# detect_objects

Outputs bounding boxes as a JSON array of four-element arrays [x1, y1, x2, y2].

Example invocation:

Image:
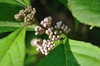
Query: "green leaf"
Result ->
[[0, 21, 37, 33], [0, 26, 26, 66], [0, 0, 27, 6], [37, 38, 100, 66], [68, 0, 100, 27], [69, 39, 100, 66]]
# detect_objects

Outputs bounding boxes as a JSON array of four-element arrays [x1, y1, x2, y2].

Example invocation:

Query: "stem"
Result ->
[[25, 18, 47, 30]]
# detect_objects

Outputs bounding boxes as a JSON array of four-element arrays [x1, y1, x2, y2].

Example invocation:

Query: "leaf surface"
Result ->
[[37, 38, 100, 66], [0, 0, 27, 6], [0, 21, 37, 33], [0, 26, 26, 66], [68, 0, 100, 27]]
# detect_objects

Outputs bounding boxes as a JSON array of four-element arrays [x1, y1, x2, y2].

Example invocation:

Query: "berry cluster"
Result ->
[[34, 16, 52, 35], [40, 16, 52, 28], [55, 21, 71, 34], [31, 39, 55, 55], [35, 26, 45, 35], [46, 27, 60, 41], [14, 6, 36, 23], [32, 17, 70, 55]]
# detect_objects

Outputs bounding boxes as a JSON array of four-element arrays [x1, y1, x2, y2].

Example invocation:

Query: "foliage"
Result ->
[[68, 0, 100, 27], [0, 0, 100, 66], [0, 27, 26, 66]]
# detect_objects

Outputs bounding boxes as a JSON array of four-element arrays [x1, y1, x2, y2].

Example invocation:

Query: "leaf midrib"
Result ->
[[63, 42, 68, 66], [15, 0, 26, 6], [49, 45, 80, 66]]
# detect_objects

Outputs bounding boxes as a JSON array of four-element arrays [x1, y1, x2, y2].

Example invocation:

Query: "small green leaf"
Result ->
[[89, 26, 94, 30], [0, 26, 26, 66], [74, 18, 79, 31], [37, 38, 100, 66], [0, 0, 27, 6], [68, 0, 100, 27]]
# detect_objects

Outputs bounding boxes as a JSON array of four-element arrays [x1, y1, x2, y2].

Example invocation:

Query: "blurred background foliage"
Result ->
[[0, 0, 100, 66]]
